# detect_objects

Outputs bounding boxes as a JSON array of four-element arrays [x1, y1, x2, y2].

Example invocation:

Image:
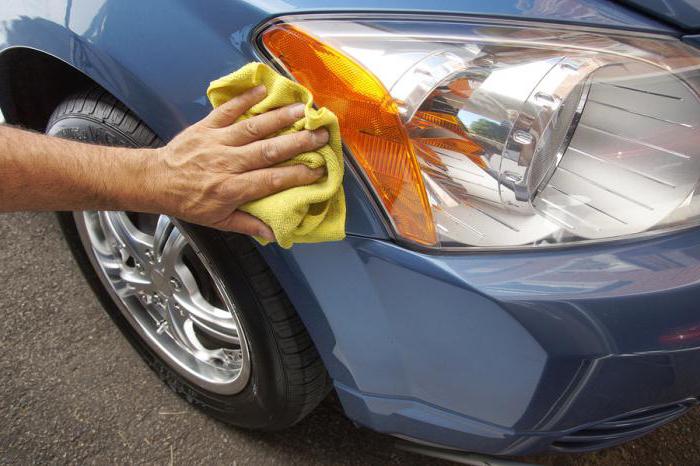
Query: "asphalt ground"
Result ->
[[0, 211, 699, 465]]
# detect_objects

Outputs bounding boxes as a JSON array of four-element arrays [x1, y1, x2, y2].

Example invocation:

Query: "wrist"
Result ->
[[109, 146, 166, 214]]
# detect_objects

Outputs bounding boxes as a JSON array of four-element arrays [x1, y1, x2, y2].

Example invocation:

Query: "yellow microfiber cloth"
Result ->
[[207, 63, 345, 249]]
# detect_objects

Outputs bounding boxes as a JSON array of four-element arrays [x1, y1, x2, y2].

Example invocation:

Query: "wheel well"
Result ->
[[0, 48, 93, 131]]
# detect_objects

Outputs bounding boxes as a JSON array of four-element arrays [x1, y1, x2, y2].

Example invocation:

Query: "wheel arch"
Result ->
[[0, 48, 93, 131], [0, 44, 182, 142]]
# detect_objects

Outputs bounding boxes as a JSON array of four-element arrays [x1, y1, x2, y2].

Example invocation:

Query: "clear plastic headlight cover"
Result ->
[[258, 16, 700, 249]]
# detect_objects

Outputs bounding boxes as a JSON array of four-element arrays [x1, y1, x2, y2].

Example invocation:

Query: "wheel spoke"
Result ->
[[98, 211, 153, 268], [174, 291, 240, 345], [162, 300, 198, 351], [120, 269, 152, 296], [153, 215, 174, 259], [160, 228, 188, 277], [99, 255, 152, 299], [170, 261, 240, 344], [100, 256, 124, 280], [201, 347, 243, 370]]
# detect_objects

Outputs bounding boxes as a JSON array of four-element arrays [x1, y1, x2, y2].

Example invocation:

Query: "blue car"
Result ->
[[2, 0, 700, 460]]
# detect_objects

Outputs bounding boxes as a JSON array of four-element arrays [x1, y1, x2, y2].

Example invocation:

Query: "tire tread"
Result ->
[[47, 86, 164, 148], [223, 234, 331, 424]]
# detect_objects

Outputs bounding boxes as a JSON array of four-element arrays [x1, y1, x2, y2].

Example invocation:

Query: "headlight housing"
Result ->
[[257, 16, 700, 249]]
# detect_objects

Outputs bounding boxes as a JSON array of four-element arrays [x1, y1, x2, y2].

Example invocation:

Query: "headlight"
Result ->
[[257, 16, 700, 249]]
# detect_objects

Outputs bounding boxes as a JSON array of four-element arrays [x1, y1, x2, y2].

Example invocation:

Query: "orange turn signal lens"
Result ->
[[261, 23, 437, 246]]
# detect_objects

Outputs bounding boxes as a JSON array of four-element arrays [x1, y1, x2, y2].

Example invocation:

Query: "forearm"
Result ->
[[0, 125, 157, 213], [0, 86, 327, 238]]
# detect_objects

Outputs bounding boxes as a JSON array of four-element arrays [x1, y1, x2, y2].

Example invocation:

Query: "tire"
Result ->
[[47, 86, 331, 430]]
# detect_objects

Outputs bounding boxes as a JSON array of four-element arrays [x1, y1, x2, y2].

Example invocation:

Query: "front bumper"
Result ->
[[258, 221, 700, 455]]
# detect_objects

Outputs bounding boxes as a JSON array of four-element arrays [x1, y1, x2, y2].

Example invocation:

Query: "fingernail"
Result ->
[[312, 128, 329, 144], [312, 167, 326, 178], [289, 103, 305, 118], [252, 85, 266, 96], [259, 228, 275, 242]]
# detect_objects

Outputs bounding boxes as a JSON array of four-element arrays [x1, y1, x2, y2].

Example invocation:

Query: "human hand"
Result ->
[[147, 85, 328, 241]]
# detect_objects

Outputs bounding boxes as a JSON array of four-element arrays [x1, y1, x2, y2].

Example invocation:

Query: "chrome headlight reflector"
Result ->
[[259, 16, 700, 249]]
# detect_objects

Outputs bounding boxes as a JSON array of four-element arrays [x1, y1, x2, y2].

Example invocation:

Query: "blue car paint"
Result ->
[[263, 229, 700, 453], [686, 34, 700, 48], [1, 0, 698, 455], [618, 0, 700, 32]]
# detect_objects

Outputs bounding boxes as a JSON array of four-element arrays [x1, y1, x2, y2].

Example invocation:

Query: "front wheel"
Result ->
[[49, 87, 331, 429]]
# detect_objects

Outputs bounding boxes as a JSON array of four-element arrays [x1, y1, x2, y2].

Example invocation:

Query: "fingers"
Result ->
[[235, 164, 324, 204], [212, 211, 275, 241], [235, 128, 329, 171], [224, 103, 306, 146], [201, 85, 267, 128]]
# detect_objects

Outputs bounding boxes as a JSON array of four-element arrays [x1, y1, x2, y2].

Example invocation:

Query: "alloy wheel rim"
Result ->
[[74, 211, 251, 395]]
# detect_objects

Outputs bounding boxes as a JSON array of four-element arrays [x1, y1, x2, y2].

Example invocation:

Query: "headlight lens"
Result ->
[[259, 16, 700, 248]]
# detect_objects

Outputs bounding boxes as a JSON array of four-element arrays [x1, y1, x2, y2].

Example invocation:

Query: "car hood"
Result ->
[[617, 0, 700, 32]]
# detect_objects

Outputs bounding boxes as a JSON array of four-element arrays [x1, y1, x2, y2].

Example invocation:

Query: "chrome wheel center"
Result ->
[[149, 269, 170, 293], [74, 210, 251, 395]]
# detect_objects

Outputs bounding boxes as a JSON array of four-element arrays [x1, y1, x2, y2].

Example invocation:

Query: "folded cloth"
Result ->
[[207, 62, 345, 249]]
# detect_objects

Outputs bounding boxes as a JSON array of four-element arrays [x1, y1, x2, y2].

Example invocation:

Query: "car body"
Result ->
[[2, 0, 700, 457]]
